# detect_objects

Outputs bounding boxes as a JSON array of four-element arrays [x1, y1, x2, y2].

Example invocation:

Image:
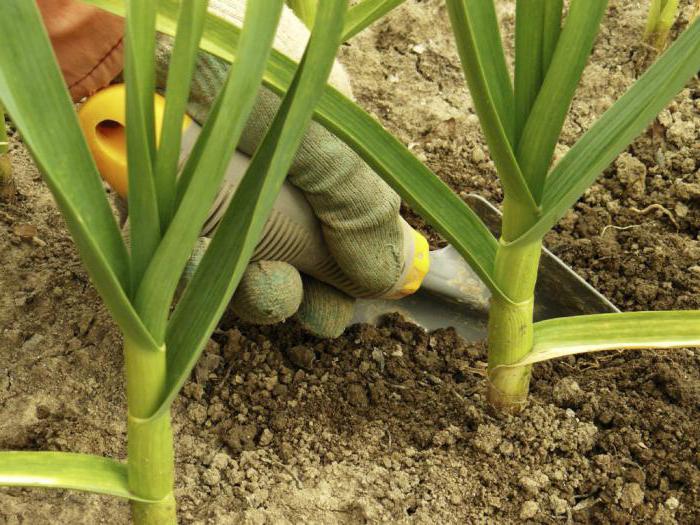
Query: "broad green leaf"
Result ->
[[174, 82, 225, 203], [498, 311, 700, 367], [514, 0, 564, 172], [541, 0, 563, 73], [154, 0, 208, 229], [451, 0, 515, 147], [0, 452, 154, 502], [154, 0, 350, 419], [124, 0, 161, 294], [0, 1, 157, 351], [342, 0, 407, 41], [514, 0, 544, 144], [87, 0, 504, 301], [516, 0, 607, 202], [446, 0, 538, 216], [134, 1, 284, 343], [511, 17, 700, 247]]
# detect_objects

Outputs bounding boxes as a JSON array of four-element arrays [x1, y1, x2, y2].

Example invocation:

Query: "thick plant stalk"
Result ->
[[124, 340, 176, 524], [0, 103, 14, 202], [486, 197, 541, 411]]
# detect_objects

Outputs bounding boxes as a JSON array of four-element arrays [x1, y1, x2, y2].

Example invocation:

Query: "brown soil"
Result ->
[[2, 1, 699, 523]]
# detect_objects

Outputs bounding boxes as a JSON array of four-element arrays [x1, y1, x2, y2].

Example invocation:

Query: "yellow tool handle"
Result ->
[[78, 84, 428, 299]]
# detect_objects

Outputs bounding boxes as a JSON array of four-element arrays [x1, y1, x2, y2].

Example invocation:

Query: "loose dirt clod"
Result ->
[[12, 223, 36, 240], [520, 500, 539, 519], [552, 377, 585, 408], [286, 344, 315, 370], [620, 482, 645, 510]]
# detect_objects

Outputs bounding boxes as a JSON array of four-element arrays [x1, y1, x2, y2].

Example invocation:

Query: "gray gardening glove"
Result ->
[[155, 3, 404, 338]]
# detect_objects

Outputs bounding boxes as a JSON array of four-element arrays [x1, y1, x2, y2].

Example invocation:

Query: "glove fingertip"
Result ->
[[231, 261, 303, 325], [296, 277, 354, 338]]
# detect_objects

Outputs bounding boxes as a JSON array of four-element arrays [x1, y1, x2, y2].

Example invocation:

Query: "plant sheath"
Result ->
[[486, 198, 542, 411], [125, 339, 175, 523]]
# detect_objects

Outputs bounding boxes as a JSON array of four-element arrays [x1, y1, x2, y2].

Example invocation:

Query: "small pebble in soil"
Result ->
[[195, 351, 222, 384], [21, 333, 44, 352], [675, 202, 688, 218], [432, 425, 461, 447], [188, 403, 207, 425], [664, 496, 679, 510], [471, 146, 486, 163], [410, 43, 426, 54], [258, 428, 273, 447], [210, 453, 229, 470], [371, 347, 385, 371], [615, 153, 646, 198], [293, 369, 305, 383], [520, 500, 539, 519]]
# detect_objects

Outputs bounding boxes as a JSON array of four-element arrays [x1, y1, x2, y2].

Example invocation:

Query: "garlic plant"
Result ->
[[0, 0, 349, 522]]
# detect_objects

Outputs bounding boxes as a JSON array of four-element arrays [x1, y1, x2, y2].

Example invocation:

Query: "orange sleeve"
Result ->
[[37, 0, 124, 102]]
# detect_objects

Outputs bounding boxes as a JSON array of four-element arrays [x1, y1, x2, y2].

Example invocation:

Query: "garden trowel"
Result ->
[[79, 85, 617, 341], [353, 193, 618, 340]]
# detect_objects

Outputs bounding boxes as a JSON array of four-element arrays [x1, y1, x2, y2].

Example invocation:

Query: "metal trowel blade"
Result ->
[[352, 194, 618, 341]]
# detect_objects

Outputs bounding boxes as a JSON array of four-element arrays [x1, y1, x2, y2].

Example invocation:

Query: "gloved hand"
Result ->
[[163, 3, 404, 337], [42, 0, 406, 338]]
